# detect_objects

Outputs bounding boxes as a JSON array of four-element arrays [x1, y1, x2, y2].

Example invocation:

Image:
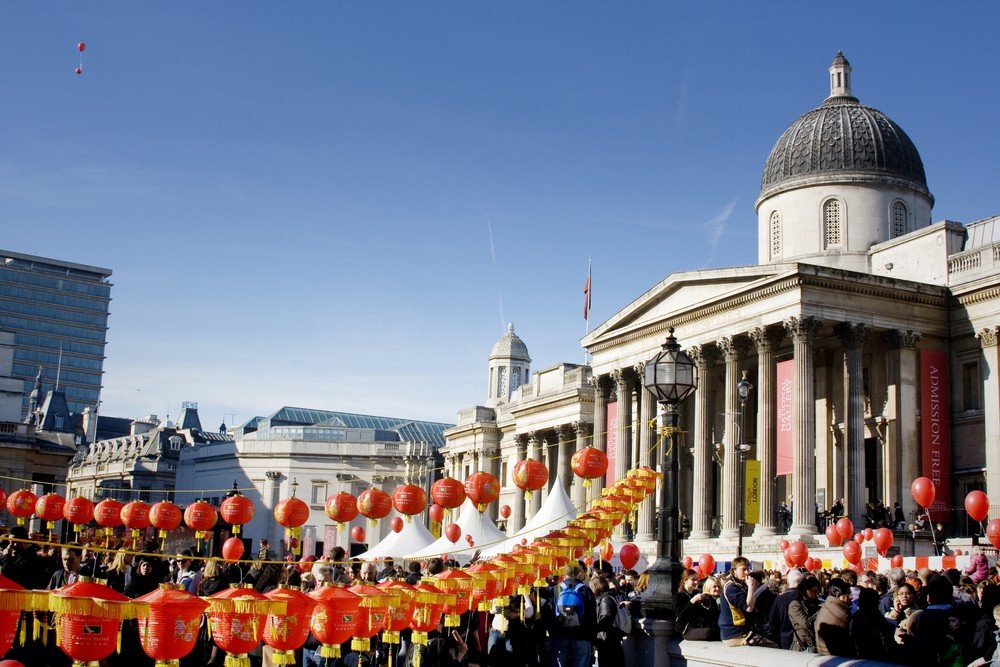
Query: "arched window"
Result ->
[[769, 210, 782, 259], [890, 201, 907, 238], [823, 199, 842, 248]]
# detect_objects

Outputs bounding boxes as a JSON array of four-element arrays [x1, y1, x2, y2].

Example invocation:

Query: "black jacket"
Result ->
[[767, 588, 798, 649]]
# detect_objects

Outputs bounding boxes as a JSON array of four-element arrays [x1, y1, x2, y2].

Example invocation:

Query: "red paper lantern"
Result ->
[[619, 543, 640, 570], [222, 537, 245, 562], [149, 500, 183, 539], [911, 477, 936, 509], [843, 540, 862, 565], [63, 496, 95, 536], [378, 580, 418, 646], [0, 489, 6, 513], [325, 492, 359, 524], [390, 516, 404, 533], [357, 488, 393, 525], [348, 583, 393, 651], [34, 493, 65, 530], [207, 585, 275, 664], [571, 447, 608, 487], [309, 583, 362, 660], [409, 582, 449, 648], [824, 523, 843, 546], [873, 527, 894, 556], [467, 563, 501, 611], [444, 523, 461, 544], [184, 500, 219, 540], [392, 484, 427, 520], [264, 585, 317, 662], [121, 500, 151, 545], [698, 554, 715, 574], [274, 497, 308, 554], [433, 569, 473, 627], [512, 459, 548, 499], [51, 579, 139, 664], [464, 472, 500, 512], [966, 490, 990, 522], [890, 554, 904, 568], [835, 517, 854, 541], [428, 503, 445, 524], [0, 574, 32, 656], [430, 477, 467, 512], [351, 525, 366, 543], [6, 489, 36, 525], [136, 583, 209, 664], [94, 498, 124, 544], [220, 493, 255, 535], [987, 519, 1000, 549], [499, 504, 511, 520]]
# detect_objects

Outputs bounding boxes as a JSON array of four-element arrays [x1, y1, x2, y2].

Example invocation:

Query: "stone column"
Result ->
[[588, 375, 611, 497], [527, 433, 543, 519], [688, 345, 718, 538], [556, 425, 574, 494], [785, 316, 822, 535], [836, 322, 871, 529], [750, 326, 784, 536], [509, 435, 528, 533], [978, 327, 1000, 518], [264, 470, 283, 548], [612, 368, 633, 539], [634, 362, 656, 542], [571, 422, 590, 509], [485, 445, 501, 521], [718, 336, 748, 539]]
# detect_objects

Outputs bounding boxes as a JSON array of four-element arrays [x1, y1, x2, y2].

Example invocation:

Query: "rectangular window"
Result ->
[[962, 361, 981, 411], [311, 482, 327, 506], [501, 460, 508, 486]]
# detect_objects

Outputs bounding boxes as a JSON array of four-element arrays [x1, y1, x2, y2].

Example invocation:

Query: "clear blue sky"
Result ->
[[2, 3, 998, 429]]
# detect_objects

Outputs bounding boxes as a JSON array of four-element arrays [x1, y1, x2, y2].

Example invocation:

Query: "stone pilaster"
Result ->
[[634, 362, 657, 541], [612, 368, 634, 539], [571, 421, 590, 510], [750, 326, 784, 536], [978, 327, 1000, 519], [718, 335, 749, 539], [835, 322, 872, 529], [688, 344, 719, 538], [265, 470, 283, 548], [527, 433, 543, 518], [484, 446, 501, 522], [509, 435, 528, 533], [785, 316, 822, 535], [588, 374, 611, 498]]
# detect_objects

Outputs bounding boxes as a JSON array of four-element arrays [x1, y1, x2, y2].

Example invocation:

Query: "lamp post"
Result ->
[[642, 327, 697, 623], [736, 370, 753, 559]]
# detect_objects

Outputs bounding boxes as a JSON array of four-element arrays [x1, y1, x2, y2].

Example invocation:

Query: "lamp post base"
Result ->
[[634, 618, 677, 667], [639, 555, 681, 622]]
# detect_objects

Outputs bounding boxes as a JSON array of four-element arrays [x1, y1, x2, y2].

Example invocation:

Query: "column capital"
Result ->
[[718, 335, 751, 361], [784, 316, 822, 344], [587, 374, 613, 395], [977, 326, 1000, 348], [834, 322, 872, 349], [571, 421, 590, 438], [749, 325, 785, 353], [556, 424, 574, 441], [884, 329, 922, 350], [688, 343, 720, 368], [265, 470, 282, 481]]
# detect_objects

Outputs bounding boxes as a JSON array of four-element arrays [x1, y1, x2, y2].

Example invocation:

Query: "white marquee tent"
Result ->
[[480, 475, 578, 558], [354, 515, 436, 560], [404, 498, 507, 564]]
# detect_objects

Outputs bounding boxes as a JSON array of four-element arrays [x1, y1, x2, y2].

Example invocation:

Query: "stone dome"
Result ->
[[490, 323, 530, 361], [758, 53, 931, 205]]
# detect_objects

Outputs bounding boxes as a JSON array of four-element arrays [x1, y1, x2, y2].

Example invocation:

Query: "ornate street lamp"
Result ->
[[736, 370, 753, 558], [642, 327, 697, 623]]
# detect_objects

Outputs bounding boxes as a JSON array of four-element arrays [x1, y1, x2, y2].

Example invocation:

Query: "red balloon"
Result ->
[[843, 540, 862, 565], [954, 548, 964, 556], [428, 504, 445, 524], [78, 42, 86, 52], [835, 517, 854, 541], [854, 533, 864, 544], [965, 490, 990, 522], [862, 528, 874, 542], [873, 527, 894, 556], [75, 67, 82, 75], [444, 523, 461, 544], [987, 519, 1000, 549], [698, 554, 715, 574], [598, 542, 614, 562], [519, 538, 527, 546], [825, 523, 843, 546], [779, 539, 790, 551], [682, 556, 693, 569], [619, 543, 640, 570], [911, 477, 936, 509], [890, 554, 904, 568], [788, 541, 809, 567], [583, 556, 594, 567], [350, 525, 366, 543], [222, 537, 244, 561], [499, 504, 511, 520], [390, 517, 404, 533], [299, 555, 317, 573]]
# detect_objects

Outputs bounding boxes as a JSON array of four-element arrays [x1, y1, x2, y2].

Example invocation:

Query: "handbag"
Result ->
[[682, 625, 712, 641]]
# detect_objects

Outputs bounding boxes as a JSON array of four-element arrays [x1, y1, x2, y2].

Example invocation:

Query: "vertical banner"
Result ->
[[920, 349, 951, 522], [605, 401, 618, 485], [744, 459, 761, 524], [776, 359, 795, 476]]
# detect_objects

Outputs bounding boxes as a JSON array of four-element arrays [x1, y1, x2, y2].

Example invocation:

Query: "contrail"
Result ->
[[487, 220, 505, 329]]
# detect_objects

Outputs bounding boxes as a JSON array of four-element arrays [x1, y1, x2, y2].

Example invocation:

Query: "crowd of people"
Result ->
[[2, 522, 997, 667]]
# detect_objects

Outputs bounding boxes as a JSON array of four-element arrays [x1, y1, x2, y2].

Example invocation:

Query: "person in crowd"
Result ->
[[547, 563, 596, 667], [125, 558, 161, 598], [897, 574, 957, 664], [197, 558, 229, 596], [851, 587, 893, 660], [878, 567, 906, 614], [767, 567, 805, 649], [787, 574, 822, 652], [747, 571, 775, 635], [815, 578, 854, 657], [0, 526, 46, 589], [972, 582, 1000, 662], [967, 548, 992, 584], [678, 576, 720, 641], [592, 576, 625, 666], [883, 582, 920, 627], [174, 550, 203, 593], [101, 549, 131, 593], [47, 545, 83, 589], [673, 568, 702, 624], [405, 560, 423, 585], [377, 557, 396, 582], [718, 557, 774, 647]]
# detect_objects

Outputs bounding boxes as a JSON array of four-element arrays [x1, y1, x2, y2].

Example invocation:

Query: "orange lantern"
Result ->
[[357, 488, 393, 525], [207, 584, 282, 667], [571, 447, 608, 487], [264, 585, 317, 664], [121, 500, 151, 545], [433, 568, 473, 626], [464, 472, 500, 512], [491, 555, 520, 598], [220, 492, 255, 535], [378, 580, 418, 645], [50, 579, 146, 665], [0, 573, 38, 656], [410, 582, 451, 652], [63, 496, 95, 537], [348, 583, 394, 652], [466, 562, 501, 611], [391, 484, 427, 522], [309, 584, 361, 660], [512, 459, 548, 499], [430, 478, 466, 516], [34, 493, 65, 531], [136, 583, 209, 666], [6, 489, 36, 526], [184, 499, 219, 540], [324, 492, 359, 528], [274, 496, 309, 554], [149, 500, 183, 541], [94, 498, 124, 544]]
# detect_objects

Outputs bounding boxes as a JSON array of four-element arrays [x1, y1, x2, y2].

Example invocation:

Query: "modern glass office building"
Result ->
[[0, 249, 112, 417]]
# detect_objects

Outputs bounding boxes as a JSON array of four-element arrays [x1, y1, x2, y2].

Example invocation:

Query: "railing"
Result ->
[[948, 242, 1000, 276]]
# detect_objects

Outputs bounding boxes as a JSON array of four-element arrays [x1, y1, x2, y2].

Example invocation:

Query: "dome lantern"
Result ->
[[828, 50, 854, 101]]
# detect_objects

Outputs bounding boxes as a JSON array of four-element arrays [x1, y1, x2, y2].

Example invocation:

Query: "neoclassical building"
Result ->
[[581, 53, 1000, 556]]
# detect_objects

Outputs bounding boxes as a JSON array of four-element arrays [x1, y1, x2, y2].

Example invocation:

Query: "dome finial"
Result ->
[[828, 50, 853, 100]]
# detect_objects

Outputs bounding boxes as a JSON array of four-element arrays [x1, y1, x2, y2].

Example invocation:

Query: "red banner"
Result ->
[[605, 401, 618, 485], [920, 350, 951, 522], [776, 359, 794, 476]]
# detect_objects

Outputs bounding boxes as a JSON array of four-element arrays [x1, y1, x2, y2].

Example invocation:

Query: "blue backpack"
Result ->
[[556, 582, 586, 627]]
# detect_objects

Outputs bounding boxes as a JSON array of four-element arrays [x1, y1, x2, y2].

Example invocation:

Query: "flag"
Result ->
[[583, 261, 592, 320]]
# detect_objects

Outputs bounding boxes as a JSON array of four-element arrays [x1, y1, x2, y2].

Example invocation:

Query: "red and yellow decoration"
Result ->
[[34, 493, 66, 532], [50, 578, 147, 666], [347, 583, 394, 652], [273, 496, 309, 554], [308, 584, 361, 661], [63, 496, 95, 538], [571, 447, 608, 488], [136, 583, 208, 667], [512, 459, 548, 500], [148, 500, 183, 545], [120, 500, 152, 546], [324, 492, 359, 529], [219, 493, 255, 535], [6, 489, 36, 526], [430, 477, 466, 516], [206, 584, 284, 667], [357, 488, 393, 526], [391, 484, 427, 522], [263, 585, 317, 665], [183, 500, 218, 542], [464, 472, 500, 512]]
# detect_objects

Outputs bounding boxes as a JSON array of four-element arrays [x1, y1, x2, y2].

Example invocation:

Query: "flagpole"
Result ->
[[583, 258, 592, 365]]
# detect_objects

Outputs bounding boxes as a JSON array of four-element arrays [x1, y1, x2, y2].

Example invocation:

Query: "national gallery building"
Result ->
[[443, 53, 1000, 558]]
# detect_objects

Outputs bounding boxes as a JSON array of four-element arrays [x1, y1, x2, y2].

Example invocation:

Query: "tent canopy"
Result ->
[[404, 498, 507, 564], [481, 476, 578, 558], [355, 514, 436, 560]]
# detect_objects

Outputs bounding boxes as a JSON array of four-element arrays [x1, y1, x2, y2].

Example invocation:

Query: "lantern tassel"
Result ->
[[232, 524, 241, 535], [445, 613, 460, 628], [320, 644, 341, 659], [520, 594, 525, 622], [155, 661, 181, 667], [271, 650, 295, 665], [583, 479, 592, 488], [351, 637, 371, 652], [117, 623, 122, 653], [224, 654, 251, 667], [18, 615, 26, 646]]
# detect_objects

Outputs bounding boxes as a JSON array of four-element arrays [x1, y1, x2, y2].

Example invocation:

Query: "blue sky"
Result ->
[[2, 3, 998, 429]]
